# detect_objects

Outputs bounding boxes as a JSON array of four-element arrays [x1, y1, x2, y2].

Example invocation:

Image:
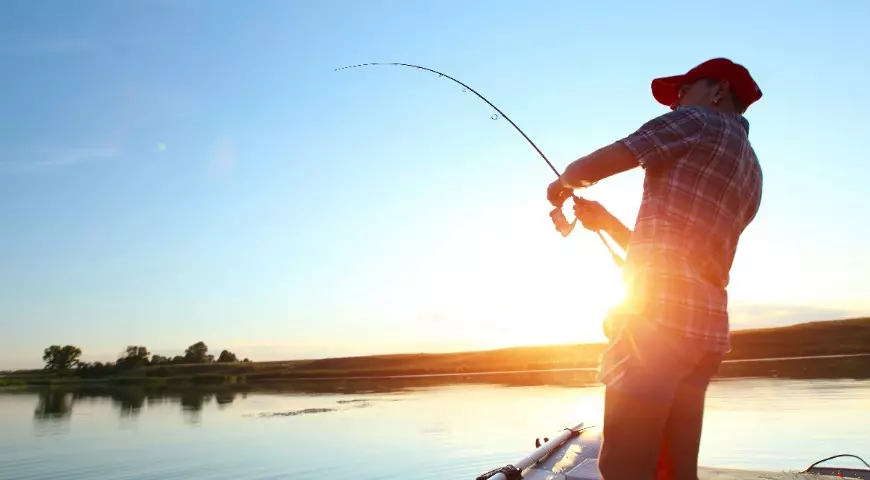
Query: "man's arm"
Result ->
[[574, 198, 633, 252], [601, 212, 632, 253], [560, 107, 708, 189], [558, 141, 640, 188]]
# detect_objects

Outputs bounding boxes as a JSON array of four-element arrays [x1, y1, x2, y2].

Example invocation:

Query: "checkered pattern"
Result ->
[[614, 106, 763, 353]]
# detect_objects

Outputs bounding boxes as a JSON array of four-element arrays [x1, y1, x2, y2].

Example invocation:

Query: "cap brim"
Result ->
[[651, 74, 688, 107]]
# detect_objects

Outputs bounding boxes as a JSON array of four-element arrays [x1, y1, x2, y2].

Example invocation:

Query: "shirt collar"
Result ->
[[737, 115, 750, 133], [676, 105, 750, 133]]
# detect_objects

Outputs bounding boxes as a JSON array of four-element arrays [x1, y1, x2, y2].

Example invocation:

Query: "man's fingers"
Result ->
[[574, 202, 592, 216], [549, 187, 571, 207]]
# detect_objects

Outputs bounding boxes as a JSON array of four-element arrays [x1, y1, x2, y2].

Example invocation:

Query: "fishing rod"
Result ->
[[335, 62, 624, 268]]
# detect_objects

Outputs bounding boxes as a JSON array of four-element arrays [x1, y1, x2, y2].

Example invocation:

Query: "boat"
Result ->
[[475, 423, 870, 479]]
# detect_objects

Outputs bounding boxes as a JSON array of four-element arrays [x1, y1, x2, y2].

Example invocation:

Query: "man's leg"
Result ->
[[599, 383, 673, 480], [596, 321, 710, 480], [657, 353, 723, 480]]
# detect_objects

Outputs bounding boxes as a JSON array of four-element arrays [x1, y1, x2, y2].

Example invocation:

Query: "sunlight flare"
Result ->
[[398, 203, 626, 349]]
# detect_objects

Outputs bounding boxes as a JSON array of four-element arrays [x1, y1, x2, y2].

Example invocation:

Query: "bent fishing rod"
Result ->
[[335, 62, 625, 268]]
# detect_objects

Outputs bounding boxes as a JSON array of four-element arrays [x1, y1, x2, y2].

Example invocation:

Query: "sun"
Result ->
[[405, 203, 626, 350]]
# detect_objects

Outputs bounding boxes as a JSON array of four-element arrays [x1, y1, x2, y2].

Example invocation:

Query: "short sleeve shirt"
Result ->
[[614, 106, 763, 352]]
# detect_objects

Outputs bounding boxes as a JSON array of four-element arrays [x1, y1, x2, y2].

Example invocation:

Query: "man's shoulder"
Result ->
[[635, 106, 709, 133], [618, 107, 711, 170], [674, 109, 754, 164]]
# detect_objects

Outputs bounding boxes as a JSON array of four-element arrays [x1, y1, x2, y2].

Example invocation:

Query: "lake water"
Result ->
[[1, 377, 869, 479]]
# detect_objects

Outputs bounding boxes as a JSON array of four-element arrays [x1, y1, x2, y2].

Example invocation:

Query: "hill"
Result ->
[[3, 317, 868, 387]]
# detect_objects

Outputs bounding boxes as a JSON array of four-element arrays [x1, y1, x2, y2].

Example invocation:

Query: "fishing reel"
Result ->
[[548, 194, 582, 238], [549, 205, 578, 237]]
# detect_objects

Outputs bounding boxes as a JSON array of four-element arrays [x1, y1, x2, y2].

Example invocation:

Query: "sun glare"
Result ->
[[404, 203, 626, 350]]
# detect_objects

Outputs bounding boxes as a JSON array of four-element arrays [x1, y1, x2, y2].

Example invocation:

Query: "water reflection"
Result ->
[[111, 389, 146, 416], [215, 391, 236, 408], [24, 371, 599, 427], [33, 390, 74, 421], [24, 358, 867, 429], [285, 370, 600, 395], [30, 388, 239, 425]]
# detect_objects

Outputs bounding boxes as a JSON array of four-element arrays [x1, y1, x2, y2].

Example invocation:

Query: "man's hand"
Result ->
[[573, 197, 613, 232], [547, 177, 573, 207]]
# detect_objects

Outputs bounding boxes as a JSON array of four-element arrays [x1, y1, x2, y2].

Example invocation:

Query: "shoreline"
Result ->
[[3, 317, 869, 389], [278, 353, 870, 382], [2, 352, 869, 393]]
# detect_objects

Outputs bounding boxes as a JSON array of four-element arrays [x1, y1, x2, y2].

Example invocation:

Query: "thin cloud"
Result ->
[[0, 147, 120, 172]]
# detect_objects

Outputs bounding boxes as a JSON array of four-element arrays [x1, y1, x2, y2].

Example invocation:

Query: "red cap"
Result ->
[[651, 58, 762, 110]]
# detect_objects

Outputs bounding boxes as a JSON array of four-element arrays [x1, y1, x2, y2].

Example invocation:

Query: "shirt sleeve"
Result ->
[[617, 107, 707, 171]]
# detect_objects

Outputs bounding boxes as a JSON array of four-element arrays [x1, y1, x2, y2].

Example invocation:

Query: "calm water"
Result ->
[[1, 378, 869, 479]]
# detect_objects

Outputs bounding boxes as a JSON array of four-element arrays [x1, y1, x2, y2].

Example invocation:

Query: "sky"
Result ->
[[1, 0, 869, 369]]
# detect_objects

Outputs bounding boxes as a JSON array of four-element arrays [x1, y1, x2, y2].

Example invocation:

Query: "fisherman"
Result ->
[[546, 58, 764, 480]]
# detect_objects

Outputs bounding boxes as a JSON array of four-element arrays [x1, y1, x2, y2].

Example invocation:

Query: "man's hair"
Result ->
[[703, 78, 746, 113]]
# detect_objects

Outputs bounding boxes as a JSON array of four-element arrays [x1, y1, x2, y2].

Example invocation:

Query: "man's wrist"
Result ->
[[600, 212, 617, 233], [561, 157, 597, 188]]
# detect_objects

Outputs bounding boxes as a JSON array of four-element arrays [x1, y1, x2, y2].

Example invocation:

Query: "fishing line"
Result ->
[[335, 62, 625, 268]]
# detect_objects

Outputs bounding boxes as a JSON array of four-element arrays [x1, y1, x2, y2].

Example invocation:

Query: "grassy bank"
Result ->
[[3, 317, 869, 389]]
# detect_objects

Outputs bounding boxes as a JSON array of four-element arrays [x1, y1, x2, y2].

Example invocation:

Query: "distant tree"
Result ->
[[42, 345, 82, 372], [126, 346, 150, 360], [171, 355, 186, 364], [217, 350, 238, 363], [184, 341, 209, 363], [150, 355, 170, 365], [116, 345, 151, 370], [76, 360, 116, 378], [242, 358, 251, 363]]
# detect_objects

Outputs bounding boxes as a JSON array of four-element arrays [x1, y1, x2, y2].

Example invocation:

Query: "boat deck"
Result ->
[[520, 425, 867, 480]]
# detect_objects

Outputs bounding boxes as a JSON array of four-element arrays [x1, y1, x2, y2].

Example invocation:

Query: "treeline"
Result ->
[[41, 342, 251, 377]]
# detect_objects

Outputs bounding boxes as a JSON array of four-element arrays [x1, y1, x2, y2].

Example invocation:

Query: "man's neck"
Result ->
[[708, 102, 741, 115], [680, 105, 750, 133]]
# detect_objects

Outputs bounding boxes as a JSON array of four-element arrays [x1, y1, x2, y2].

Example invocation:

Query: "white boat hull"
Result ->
[[481, 423, 869, 480]]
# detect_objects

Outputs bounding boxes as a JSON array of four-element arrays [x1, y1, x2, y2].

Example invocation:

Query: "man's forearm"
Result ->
[[560, 141, 639, 188], [603, 212, 632, 253]]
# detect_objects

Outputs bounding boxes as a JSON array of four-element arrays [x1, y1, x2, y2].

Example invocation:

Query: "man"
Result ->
[[546, 58, 764, 479]]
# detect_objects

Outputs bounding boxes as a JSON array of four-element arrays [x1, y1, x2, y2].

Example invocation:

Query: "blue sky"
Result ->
[[2, 0, 869, 369]]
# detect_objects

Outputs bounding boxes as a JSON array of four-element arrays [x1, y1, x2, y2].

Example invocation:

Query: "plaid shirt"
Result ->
[[607, 106, 763, 354]]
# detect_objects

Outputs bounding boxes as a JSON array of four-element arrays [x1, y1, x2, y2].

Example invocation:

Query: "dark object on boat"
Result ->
[[804, 453, 870, 479]]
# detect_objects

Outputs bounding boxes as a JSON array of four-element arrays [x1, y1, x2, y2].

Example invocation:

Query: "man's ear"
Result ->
[[713, 79, 731, 104]]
